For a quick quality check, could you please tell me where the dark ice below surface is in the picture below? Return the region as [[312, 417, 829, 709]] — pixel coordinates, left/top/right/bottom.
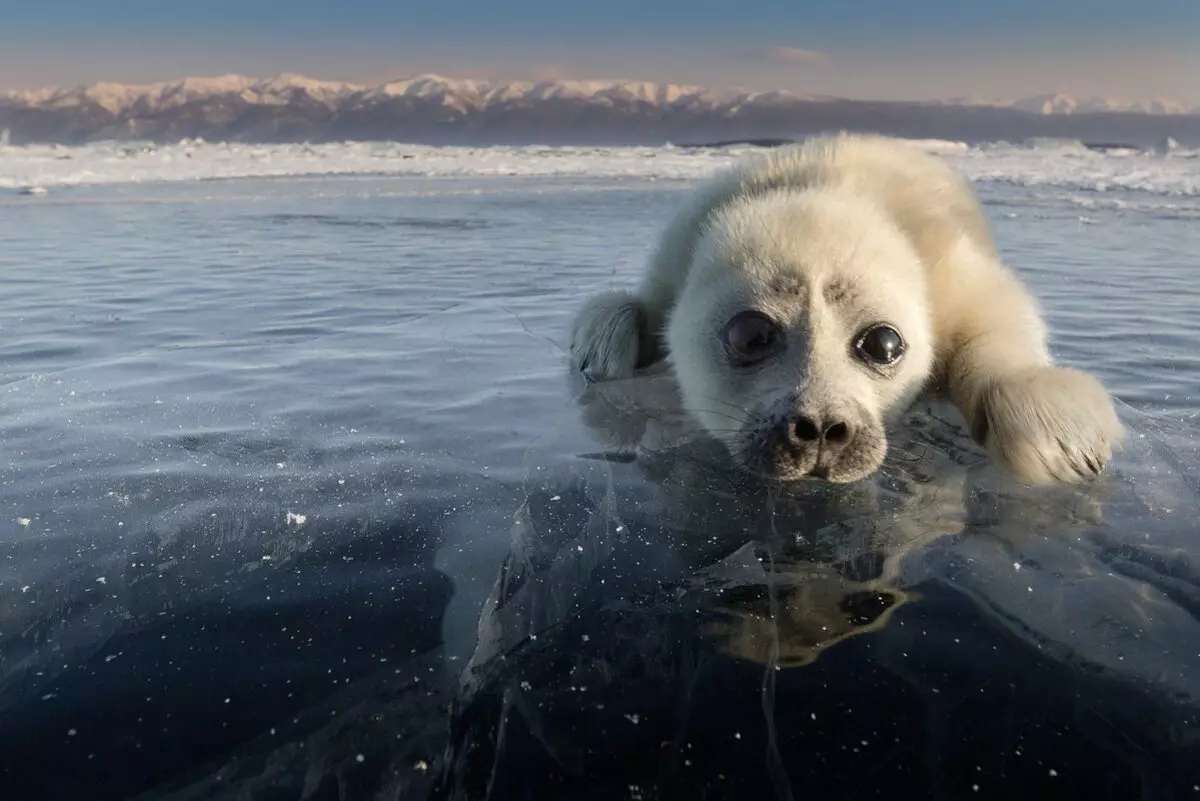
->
[[6, 392, 1199, 801]]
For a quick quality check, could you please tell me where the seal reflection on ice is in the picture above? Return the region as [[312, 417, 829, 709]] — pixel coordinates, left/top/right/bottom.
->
[[568, 133, 1123, 486]]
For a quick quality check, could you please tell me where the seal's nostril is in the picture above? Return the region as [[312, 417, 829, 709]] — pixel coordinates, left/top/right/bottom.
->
[[791, 415, 821, 442], [824, 421, 850, 443]]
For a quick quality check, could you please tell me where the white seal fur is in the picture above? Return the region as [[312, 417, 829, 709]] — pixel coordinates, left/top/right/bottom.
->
[[568, 133, 1122, 485]]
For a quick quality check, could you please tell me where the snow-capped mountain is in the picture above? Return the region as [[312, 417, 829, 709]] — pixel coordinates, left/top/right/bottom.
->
[[2, 72, 1198, 147], [6, 73, 1192, 118], [0, 73, 767, 114], [8, 73, 363, 113]]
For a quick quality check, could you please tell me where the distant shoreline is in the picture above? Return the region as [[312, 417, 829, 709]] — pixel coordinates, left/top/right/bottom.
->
[[677, 138, 1147, 152], [5, 137, 1196, 199]]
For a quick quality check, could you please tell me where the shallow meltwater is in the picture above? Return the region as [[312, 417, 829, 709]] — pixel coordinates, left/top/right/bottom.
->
[[0, 170, 1198, 800]]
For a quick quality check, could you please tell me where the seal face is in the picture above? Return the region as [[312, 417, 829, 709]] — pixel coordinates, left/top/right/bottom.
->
[[664, 190, 936, 484]]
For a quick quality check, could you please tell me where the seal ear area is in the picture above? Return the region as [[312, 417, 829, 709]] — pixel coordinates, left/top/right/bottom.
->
[[567, 289, 660, 379], [971, 365, 1125, 486]]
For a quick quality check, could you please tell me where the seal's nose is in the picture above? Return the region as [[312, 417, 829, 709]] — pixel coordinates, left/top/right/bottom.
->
[[788, 413, 854, 453]]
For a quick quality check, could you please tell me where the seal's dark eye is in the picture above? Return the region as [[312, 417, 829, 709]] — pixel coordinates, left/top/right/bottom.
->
[[854, 324, 905, 367], [721, 311, 782, 366]]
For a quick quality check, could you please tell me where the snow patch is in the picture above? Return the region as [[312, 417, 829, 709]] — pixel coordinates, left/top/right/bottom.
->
[[1, 139, 1198, 198]]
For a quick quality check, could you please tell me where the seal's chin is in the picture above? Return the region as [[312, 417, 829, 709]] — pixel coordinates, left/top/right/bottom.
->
[[756, 460, 882, 485]]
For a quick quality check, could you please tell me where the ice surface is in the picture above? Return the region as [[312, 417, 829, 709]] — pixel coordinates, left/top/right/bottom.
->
[[0, 158, 1197, 800]]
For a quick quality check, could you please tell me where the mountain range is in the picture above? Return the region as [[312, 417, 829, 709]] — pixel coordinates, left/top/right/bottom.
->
[[2, 72, 1198, 147]]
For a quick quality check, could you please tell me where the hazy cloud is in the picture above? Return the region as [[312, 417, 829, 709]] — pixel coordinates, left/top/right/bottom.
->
[[753, 45, 832, 65]]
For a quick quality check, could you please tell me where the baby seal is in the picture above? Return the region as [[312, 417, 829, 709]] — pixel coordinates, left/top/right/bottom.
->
[[568, 133, 1122, 485]]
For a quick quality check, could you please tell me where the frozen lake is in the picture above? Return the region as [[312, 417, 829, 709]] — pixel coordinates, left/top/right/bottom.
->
[[1, 140, 1199, 799]]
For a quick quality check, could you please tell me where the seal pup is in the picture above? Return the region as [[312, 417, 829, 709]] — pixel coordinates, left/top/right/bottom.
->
[[568, 133, 1122, 486]]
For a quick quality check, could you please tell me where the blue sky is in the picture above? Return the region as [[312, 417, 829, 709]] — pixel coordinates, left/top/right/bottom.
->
[[2, 0, 1197, 102]]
